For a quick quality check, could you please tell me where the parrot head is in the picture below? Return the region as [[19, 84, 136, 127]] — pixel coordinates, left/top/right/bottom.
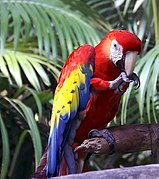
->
[[98, 30, 142, 77]]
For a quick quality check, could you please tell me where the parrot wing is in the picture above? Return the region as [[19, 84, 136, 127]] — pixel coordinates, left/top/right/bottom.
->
[[47, 44, 95, 176]]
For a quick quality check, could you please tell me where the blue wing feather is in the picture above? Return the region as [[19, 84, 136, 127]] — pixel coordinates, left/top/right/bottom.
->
[[46, 45, 95, 177], [47, 123, 57, 177]]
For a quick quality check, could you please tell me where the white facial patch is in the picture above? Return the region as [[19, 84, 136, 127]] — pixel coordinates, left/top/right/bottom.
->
[[109, 39, 123, 64]]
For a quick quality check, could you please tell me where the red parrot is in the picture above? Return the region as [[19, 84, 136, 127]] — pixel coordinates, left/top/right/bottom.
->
[[34, 30, 142, 178]]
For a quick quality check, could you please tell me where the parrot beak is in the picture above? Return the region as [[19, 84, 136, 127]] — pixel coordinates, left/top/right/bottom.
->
[[124, 51, 138, 76], [115, 51, 138, 76], [115, 51, 140, 88]]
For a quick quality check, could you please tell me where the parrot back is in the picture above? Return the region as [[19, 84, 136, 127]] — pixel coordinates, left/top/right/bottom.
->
[[46, 44, 95, 177]]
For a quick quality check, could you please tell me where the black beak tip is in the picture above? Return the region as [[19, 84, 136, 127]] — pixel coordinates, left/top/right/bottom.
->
[[115, 60, 125, 71]]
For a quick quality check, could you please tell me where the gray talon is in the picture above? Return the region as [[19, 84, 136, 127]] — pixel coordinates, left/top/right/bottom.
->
[[118, 82, 125, 92]]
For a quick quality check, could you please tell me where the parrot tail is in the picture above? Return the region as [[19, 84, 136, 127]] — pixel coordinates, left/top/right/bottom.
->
[[46, 125, 59, 177], [47, 121, 66, 177], [33, 150, 69, 178]]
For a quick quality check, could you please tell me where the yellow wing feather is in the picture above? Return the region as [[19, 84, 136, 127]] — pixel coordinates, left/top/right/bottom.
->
[[50, 64, 93, 133]]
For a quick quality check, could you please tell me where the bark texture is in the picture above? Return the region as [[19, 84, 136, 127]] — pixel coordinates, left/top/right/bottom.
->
[[54, 164, 159, 179], [33, 124, 159, 178], [75, 124, 159, 163]]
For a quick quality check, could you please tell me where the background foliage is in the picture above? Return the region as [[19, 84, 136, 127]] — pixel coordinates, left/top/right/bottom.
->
[[0, 0, 158, 178]]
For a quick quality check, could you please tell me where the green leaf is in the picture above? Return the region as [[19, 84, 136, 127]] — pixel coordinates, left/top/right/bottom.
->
[[26, 87, 43, 120], [0, 2, 8, 54], [12, 99, 42, 168], [35, 5, 51, 58], [3, 52, 22, 87], [0, 49, 60, 89], [0, 56, 12, 84], [37, 90, 53, 104], [8, 130, 30, 177], [9, 3, 22, 51], [22, 3, 43, 54], [0, 114, 10, 179], [0, 0, 105, 59], [151, 55, 159, 123], [121, 84, 133, 124], [49, 12, 67, 60], [14, 3, 31, 41], [27, 57, 50, 86], [114, 0, 126, 7], [17, 54, 41, 90], [133, 0, 144, 13], [28, 54, 60, 80], [123, 0, 131, 16], [138, 48, 157, 119]]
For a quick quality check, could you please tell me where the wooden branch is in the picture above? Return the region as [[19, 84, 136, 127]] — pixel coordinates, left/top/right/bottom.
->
[[75, 124, 159, 163], [55, 164, 159, 179], [33, 124, 159, 178]]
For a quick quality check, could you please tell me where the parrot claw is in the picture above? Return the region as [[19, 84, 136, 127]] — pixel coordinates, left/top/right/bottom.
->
[[110, 72, 132, 91], [121, 72, 133, 83], [74, 129, 116, 165], [74, 138, 102, 153], [110, 71, 140, 92], [88, 128, 116, 155], [118, 82, 125, 92], [128, 72, 140, 89], [88, 129, 103, 138]]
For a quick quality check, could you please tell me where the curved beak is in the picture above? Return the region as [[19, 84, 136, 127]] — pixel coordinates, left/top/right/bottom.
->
[[115, 51, 140, 88], [124, 51, 138, 76], [116, 51, 138, 76]]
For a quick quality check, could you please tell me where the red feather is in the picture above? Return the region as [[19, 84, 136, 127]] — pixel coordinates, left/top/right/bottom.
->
[[75, 29, 142, 143], [57, 44, 95, 88]]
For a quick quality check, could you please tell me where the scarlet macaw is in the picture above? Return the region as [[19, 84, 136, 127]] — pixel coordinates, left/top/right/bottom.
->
[[36, 30, 142, 178]]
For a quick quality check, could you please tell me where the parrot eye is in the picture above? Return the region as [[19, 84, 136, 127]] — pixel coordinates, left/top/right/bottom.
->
[[114, 44, 117, 48], [110, 39, 123, 64]]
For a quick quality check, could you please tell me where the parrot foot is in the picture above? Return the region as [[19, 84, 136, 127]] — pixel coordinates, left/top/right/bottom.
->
[[128, 72, 140, 89], [109, 71, 140, 92], [88, 128, 116, 155], [74, 129, 116, 165], [74, 138, 103, 154], [74, 137, 104, 164]]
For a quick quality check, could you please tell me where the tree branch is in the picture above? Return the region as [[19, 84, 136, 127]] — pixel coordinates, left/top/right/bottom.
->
[[75, 124, 159, 163], [33, 124, 159, 178], [55, 164, 159, 179]]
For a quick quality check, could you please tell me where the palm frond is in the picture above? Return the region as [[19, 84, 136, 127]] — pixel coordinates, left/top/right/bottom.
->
[[8, 130, 30, 177], [0, 0, 109, 59], [3, 97, 42, 168], [86, 0, 122, 29], [13, 100, 42, 168], [0, 50, 60, 90], [13, 86, 53, 122], [110, 0, 159, 124], [121, 45, 159, 124], [14, 86, 43, 119], [0, 114, 10, 179], [0, 83, 53, 177]]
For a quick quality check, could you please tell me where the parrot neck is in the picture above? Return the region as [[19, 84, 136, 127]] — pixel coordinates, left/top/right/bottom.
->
[[94, 43, 121, 81]]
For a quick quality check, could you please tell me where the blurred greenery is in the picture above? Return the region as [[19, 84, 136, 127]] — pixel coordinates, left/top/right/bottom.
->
[[0, 0, 159, 178]]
